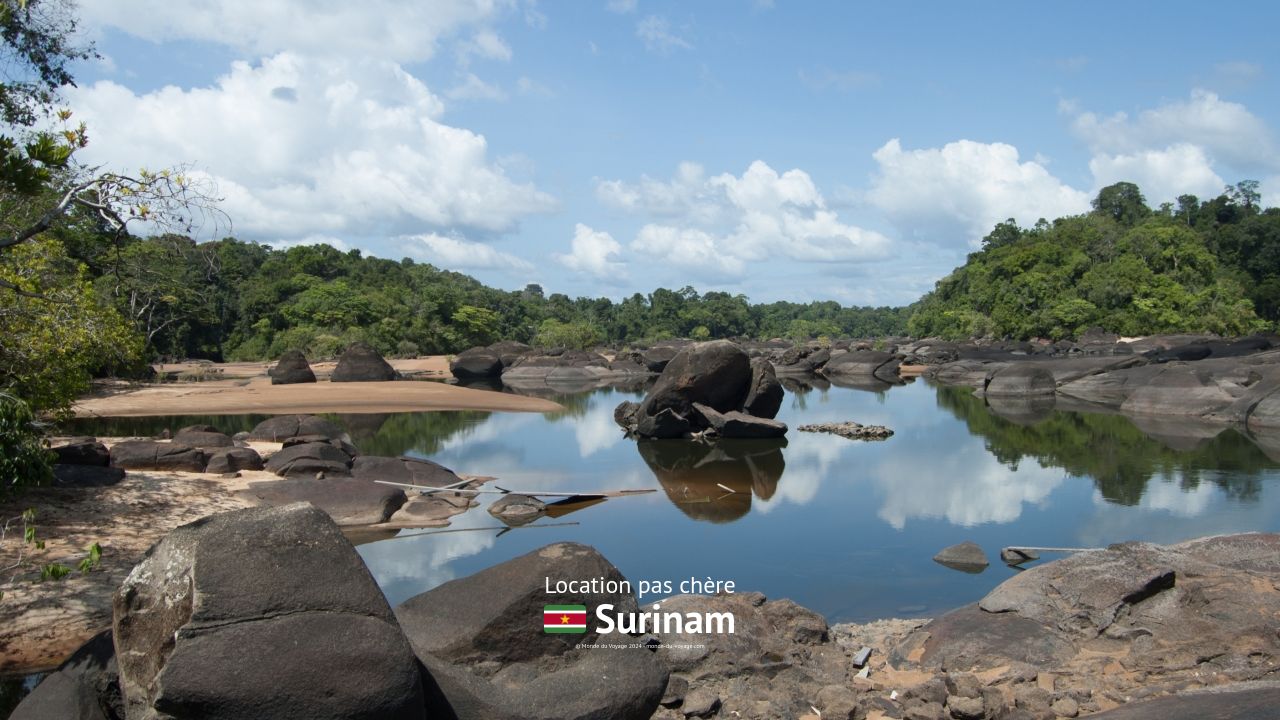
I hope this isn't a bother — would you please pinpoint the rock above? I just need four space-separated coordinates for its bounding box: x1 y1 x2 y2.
109 441 209 472
905 702 946 720
985 364 1056 397
640 340 753 422
1000 547 1040 565
822 350 901 382
1050 696 1079 717
933 542 989 573
247 414 346 442
172 427 234 448
8 629 121 720
204 447 264 474
614 400 641 431
52 464 126 488
947 694 985 720
1082 684 1280 719
112 503 425 719
661 675 689 707
487 493 547 525
282 433 360 456
264 440 355 477
694 403 788 439
395 542 665 720
1120 366 1237 418
350 455 463 488
742 358 784 419
488 340 533 368
1056 364 1166 408
332 342 399 382
51 438 110 466
243 477 407 525
898 603 1075 671
451 346 503 379
267 349 317 384
636 407 694 439
1152 342 1214 363
797 421 893 441
1246 386 1280 431
682 689 721 717
905 678 949 706
643 345 679 373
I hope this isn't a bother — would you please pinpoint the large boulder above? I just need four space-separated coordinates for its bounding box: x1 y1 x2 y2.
332 342 399 382
264 440 355 477
52 464 126 488
984 363 1056 397
172 426 234 448
742 358 784 419
112 503 424 719
51 437 110 467
822 350 901 384
204 447 264 474
267 349 317 385
8 629 121 720
242 478 408 525
395 542 666 720
693 403 788 439
642 345 679 373
350 455 464 488
247 414 346 442
109 441 208 473
626 340 753 438
488 340 533 368
1120 366 1237 418
450 346 503 380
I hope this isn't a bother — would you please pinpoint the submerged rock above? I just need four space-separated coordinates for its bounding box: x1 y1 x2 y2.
797 422 893 440
933 541 990 573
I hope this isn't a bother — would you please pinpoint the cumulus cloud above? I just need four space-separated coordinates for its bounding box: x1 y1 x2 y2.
447 72 508 101
1070 89 1278 172
636 15 692 54
405 233 534 273
80 0 508 63
867 138 1091 246
68 53 555 243
556 224 625 278
1089 143 1225 204
600 160 891 278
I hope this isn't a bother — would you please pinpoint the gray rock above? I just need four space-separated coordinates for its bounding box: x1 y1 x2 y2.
637 340 753 432
112 503 425 719
947 694 985 720
171 429 234 448
451 346 503 379
247 414 346 442
487 493 547 525
822 350 900 380
264 441 355 476
242 477 407 525
643 345 679 373
204 447 264 474
897 603 1076 671
742 358 784 419
636 407 694 439
1120 366 1237 418
694 403 788 439
332 342 399 382
614 400 641 431
661 675 689 707
395 542 664 720
52 464 126 488
350 455 462 488
933 541 989 573
985 364 1056 397
109 441 209 472
267 349 316 385
8 630 120 720
1082 683 1280 719
682 688 721 717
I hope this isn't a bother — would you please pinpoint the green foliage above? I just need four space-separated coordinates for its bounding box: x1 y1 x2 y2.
534 318 604 349
908 182 1274 340
0 395 52 495
0 237 144 414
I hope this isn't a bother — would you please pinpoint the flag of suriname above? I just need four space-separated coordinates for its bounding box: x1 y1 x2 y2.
543 604 587 633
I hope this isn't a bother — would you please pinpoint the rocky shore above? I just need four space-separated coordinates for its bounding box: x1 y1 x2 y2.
11 503 1280 719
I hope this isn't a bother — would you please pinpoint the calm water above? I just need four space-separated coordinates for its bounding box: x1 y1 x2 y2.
68 380 1280 623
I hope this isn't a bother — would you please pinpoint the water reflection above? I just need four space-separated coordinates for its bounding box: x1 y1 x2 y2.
638 439 787 523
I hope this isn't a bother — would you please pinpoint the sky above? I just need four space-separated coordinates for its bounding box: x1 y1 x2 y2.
65 1 1280 307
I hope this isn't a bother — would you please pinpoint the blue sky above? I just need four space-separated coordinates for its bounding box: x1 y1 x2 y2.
68 1 1280 306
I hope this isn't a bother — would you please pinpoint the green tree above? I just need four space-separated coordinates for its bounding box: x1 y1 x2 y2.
1091 181 1150 226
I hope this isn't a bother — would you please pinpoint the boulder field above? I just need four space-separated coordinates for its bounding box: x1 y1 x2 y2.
13 505 1280 720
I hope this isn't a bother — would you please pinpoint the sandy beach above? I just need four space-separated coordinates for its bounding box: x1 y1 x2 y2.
73 356 564 417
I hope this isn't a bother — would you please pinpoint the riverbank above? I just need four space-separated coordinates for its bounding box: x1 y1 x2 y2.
73 356 564 417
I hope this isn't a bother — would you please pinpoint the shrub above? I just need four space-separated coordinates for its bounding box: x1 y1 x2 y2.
0 394 53 497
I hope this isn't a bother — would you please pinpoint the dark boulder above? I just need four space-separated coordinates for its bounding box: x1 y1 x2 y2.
8 629 121 720
51 438 110 467
1120 366 1236 418
636 340 752 427
488 340 533 368
247 414 346 442
635 407 694 439
395 542 665 720
282 434 361 458
242 478 408 525
351 455 463 488
614 400 641 431
693 403 787 439
984 364 1056 397
267 349 317 385
172 427 234 448
742 358 784 419
205 447 264 474
821 350 899 379
1152 341 1214 363
332 342 399 382
264 441 354 477
450 346 503 380
52 464 126 488
642 345 679 373
109 441 208 473
933 541 989 573
112 503 424 719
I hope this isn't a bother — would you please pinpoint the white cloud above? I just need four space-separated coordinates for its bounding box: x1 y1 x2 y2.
867 138 1091 246
1070 89 1278 172
636 15 692 54
456 28 513 65
1088 143 1225 204
68 53 555 242
602 160 891 278
447 72 508 101
81 0 509 63
405 233 534 273
556 224 625 278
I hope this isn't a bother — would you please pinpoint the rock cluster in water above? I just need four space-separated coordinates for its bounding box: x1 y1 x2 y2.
798 421 894 441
